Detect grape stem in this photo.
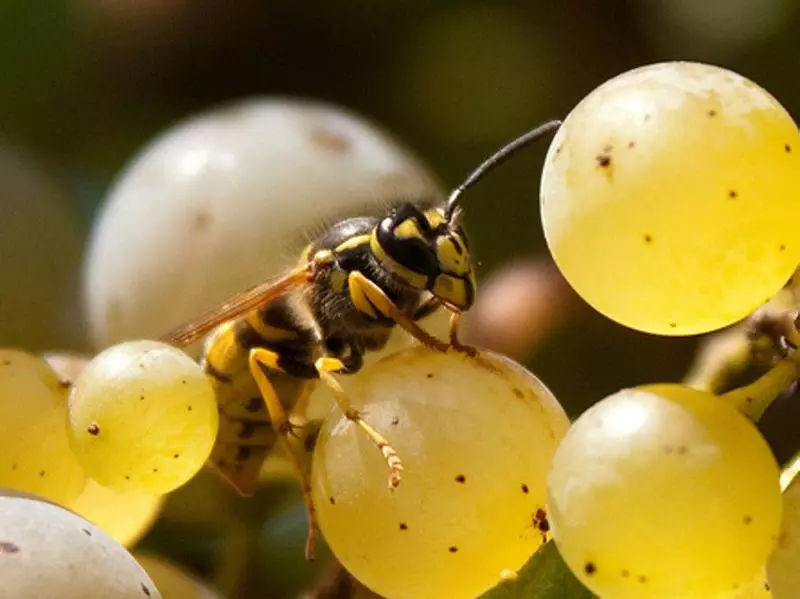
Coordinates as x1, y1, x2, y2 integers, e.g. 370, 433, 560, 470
721, 348, 800, 421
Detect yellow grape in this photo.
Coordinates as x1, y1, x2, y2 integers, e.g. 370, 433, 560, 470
548, 384, 782, 599
0, 349, 87, 506
136, 554, 222, 599
541, 61, 800, 336
311, 347, 569, 599
67, 340, 218, 495
766, 468, 800, 598
0, 492, 161, 598
73, 479, 166, 547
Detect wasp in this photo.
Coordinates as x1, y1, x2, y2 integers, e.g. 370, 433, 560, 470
162, 119, 561, 558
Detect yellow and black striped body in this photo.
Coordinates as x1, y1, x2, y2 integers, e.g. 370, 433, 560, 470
202, 205, 477, 494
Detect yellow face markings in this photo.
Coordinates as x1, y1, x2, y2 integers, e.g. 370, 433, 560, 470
432, 273, 470, 310
333, 234, 371, 254
423, 208, 446, 229
370, 231, 429, 289
436, 235, 470, 276
393, 218, 425, 241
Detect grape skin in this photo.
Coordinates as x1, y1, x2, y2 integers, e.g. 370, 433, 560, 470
67, 340, 219, 495
0, 349, 87, 507
0, 493, 161, 598
547, 384, 782, 599
766, 472, 800, 597
311, 347, 569, 599
136, 554, 222, 599
540, 61, 800, 336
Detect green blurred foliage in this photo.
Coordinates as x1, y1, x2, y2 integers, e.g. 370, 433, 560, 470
1, 2, 798, 596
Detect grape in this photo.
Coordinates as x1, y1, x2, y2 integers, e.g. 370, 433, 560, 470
731, 571, 772, 599
67, 340, 218, 495
766, 470, 800, 598
73, 479, 166, 547
540, 61, 800, 336
136, 554, 222, 599
311, 347, 570, 599
547, 383, 782, 599
0, 492, 161, 598
0, 349, 87, 506
83, 98, 444, 349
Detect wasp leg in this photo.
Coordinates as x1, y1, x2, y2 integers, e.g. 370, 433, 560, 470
248, 347, 318, 561
348, 271, 451, 352
315, 356, 404, 489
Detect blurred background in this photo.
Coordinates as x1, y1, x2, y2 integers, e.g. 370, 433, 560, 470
1, 1, 798, 597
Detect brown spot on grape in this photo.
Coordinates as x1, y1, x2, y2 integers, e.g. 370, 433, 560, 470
11, 464, 16, 471
708, 109, 717, 117
669, 322, 678, 329
87, 423, 100, 436
39, 470, 45, 477
181, 379, 187, 385
584, 562, 597, 575
521, 483, 529, 494
426, 373, 434, 379
644, 234, 653, 244
743, 515, 753, 525
765, 580, 771, 591
512, 388, 524, 399
310, 127, 351, 153
555, 145, 563, 155
141, 583, 152, 596
187, 405, 193, 412
0, 541, 20, 554
745, 396, 753, 403
139, 395, 145, 401
138, 363, 145, 369
0, 360, 10, 366
677, 445, 687, 455
152, 468, 159, 473
82, 528, 92, 536
638, 575, 648, 584
780, 244, 786, 252
448, 546, 459, 553
399, 522, 408, 531
732, 583, 740, 591
596, 153, 612, 168
329, 497, 335, 505
455, 474, 466, 483
191, 211, 212, 232
644, 114, 652, 121
663, 445, 674, 454
728, 190, 738, 199
173, 453, 180, 459
125, 475, 131, 480
786, 144, 792, 153
391, 416, 400, 425
621, 570, 630, 578
628, 140, 636, 149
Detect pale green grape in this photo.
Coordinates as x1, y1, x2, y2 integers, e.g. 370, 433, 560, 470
766, 468, 800, 598
311, 347, 570, 599
540, 61, 800, 336
73, 479, 165, 547
0, 349, 87, 506
136, 554, 222, 599
0, 492, 161, 598
548, 384, 782, 599
67, 340, 218, 495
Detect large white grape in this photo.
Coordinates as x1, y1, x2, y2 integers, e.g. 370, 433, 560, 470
767, 468, 800, 598
84, 98, 446, 349
0, 349, 87, 506
67, 340, 218, 495
311, 347, 569, 599
541, 61, 800, 336
0, 492, 161, 598
548, 384, 782, 599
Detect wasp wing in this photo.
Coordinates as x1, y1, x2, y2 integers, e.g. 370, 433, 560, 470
162, 265, 314, 347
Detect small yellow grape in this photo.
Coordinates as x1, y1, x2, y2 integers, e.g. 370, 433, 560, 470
0, 349, 87, 506
67, 340, 218, 495
548, 384, 782, 599
73, 479, 165, 547
311, 347, 569, 599
541, 61, 800, 336
766, 468, 800, 598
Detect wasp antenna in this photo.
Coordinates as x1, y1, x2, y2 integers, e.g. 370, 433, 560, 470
444, 119, 562, 223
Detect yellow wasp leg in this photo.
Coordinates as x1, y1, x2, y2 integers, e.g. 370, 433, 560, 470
315, 356, 404, 488
248, 347, 318, 561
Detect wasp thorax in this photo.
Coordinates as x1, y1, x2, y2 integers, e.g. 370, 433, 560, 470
371, 203, 476, 311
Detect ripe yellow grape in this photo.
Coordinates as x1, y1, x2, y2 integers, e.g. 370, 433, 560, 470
73, 479, 166, 547
136, 554, 222, 599
0, 492, 161, 598
766, 469, 800, 598
67, 340, 218, 495
0, 349, 87, 506
548, 384, 782, 599
311, 347, 569, 599
540, 61, 800, 336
